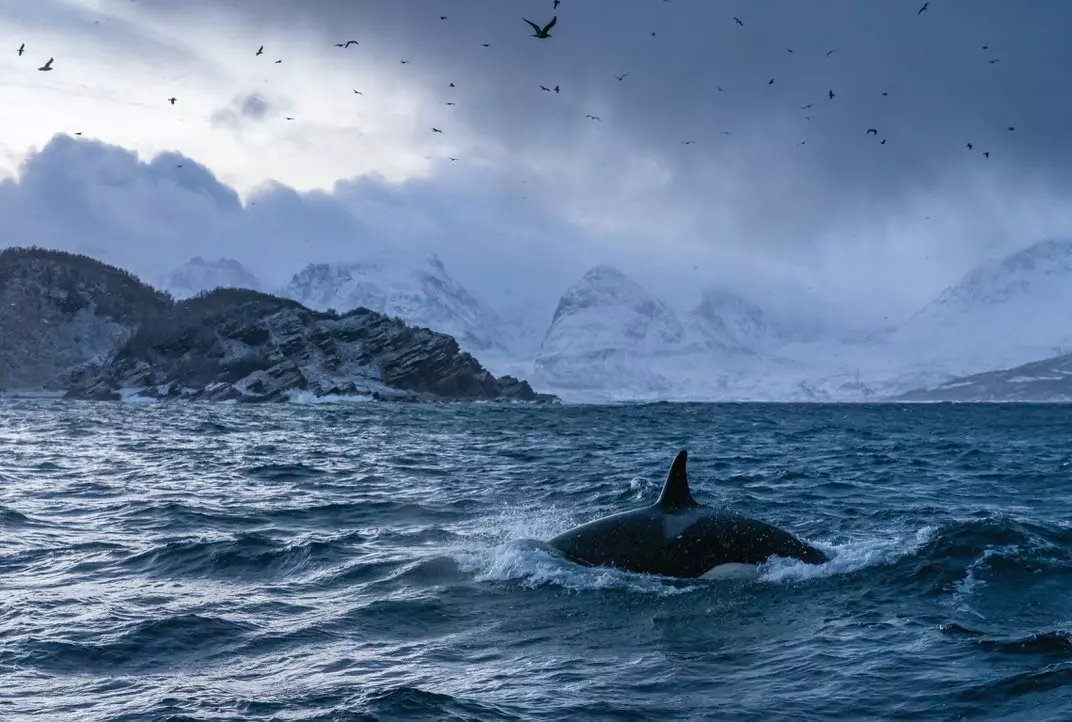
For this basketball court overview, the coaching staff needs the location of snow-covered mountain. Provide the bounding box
[531,265,757,397]
[163,257,261,299]
[888,237,1072,382]
[279,253,509,356]
[690,288,787,352]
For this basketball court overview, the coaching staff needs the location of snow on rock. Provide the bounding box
[163,256,261,299]
[67,289,554,404]
[280,253,509,357]
[897,351,1072,402]
[0,247,552,403]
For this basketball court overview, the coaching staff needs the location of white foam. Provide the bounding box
[757,525,937,583]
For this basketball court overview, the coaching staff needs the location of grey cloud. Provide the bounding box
[0,135,583,327]
[9,0,1072,324]
[210,93,272,128]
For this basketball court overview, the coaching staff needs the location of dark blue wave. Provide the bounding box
[3,402,1072,719]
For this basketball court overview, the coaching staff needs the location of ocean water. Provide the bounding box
[1,400,1071,721]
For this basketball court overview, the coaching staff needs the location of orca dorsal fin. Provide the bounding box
[655,450,697,512]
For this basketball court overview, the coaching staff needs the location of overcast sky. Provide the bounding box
[2,0,1071,327]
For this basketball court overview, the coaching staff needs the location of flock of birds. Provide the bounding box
[12,0,1018,163]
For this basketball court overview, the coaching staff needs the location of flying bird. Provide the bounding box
[554,0,560,7]
[445,101,455,106]
[681,140,695,145]
[353,89,362,94]
[881,91,889,96]
[982,45,990,50]
[256,45,263,56]
[966,142,973,149]
[449,157,458,161]
[826,49,835,57]
[449,82,455,87]
[334,43,345,48]
[539,85,551,92]
[986,59,1000,64]
[734,17,744,26]
[554,85,560,93]
[285,116,294,120]
[344,40,358,47]
[787,48,793,54]
[482,43,490,47]
[440,16,447,20]
[801,103,814,110]
[768,78,775,85]
[74,132,82,136]
[400,60,410,64]
[432,127,443,133]
[917,2,929,15]
[17,43,25,56]
[798,140,807,146]
[38,57,53,71]
[274,59,282,64]
[168,97,177,105]
[866,128,877,135]
[984,152,990,158]
[614,73,628,81]
[523,16,557,39]
[880,139,887,145]
[828,89,835,99]
[1007,126,1015,131]
[585,114,601,121]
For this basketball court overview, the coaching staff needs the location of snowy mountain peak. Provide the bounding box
[280,252,508,356]
[540,264,687,357]
[691,287,781,351]
[163,257,261,299]
[927,237,1072,312]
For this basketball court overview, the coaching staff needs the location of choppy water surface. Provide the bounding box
[2,400,1072,720]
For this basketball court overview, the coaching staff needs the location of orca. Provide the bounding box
[547,450,827,578]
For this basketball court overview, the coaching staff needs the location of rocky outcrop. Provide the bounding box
[1,247,553,403]
[896,352,1072,402]
[0,247,170,391]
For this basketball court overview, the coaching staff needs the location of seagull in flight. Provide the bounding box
[17,43,25,56]
[866,128,877,135]
[353,89,362,95]
[539,85,552,92]
[168,97,177,105]
[553,0,560,8]
[828,89,836,99]
[801,103,815,110]
[432,127,443,133]
[38,57,53,71]
[584,114,601,121]
[966,143,973,150]
[917,2,929,15]
[681,140,695,145]
[614,73,628,81]
[984,152,990,158]
[734,17,744,26]
[343,40,358,48]
[826,49,835,57]
[554,85,560,93]
[523,16,557,38]
[275,59,282,64]
[445,101,455,106]
[256,45,263,56]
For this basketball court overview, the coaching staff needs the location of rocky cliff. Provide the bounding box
[0,247,552,403]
